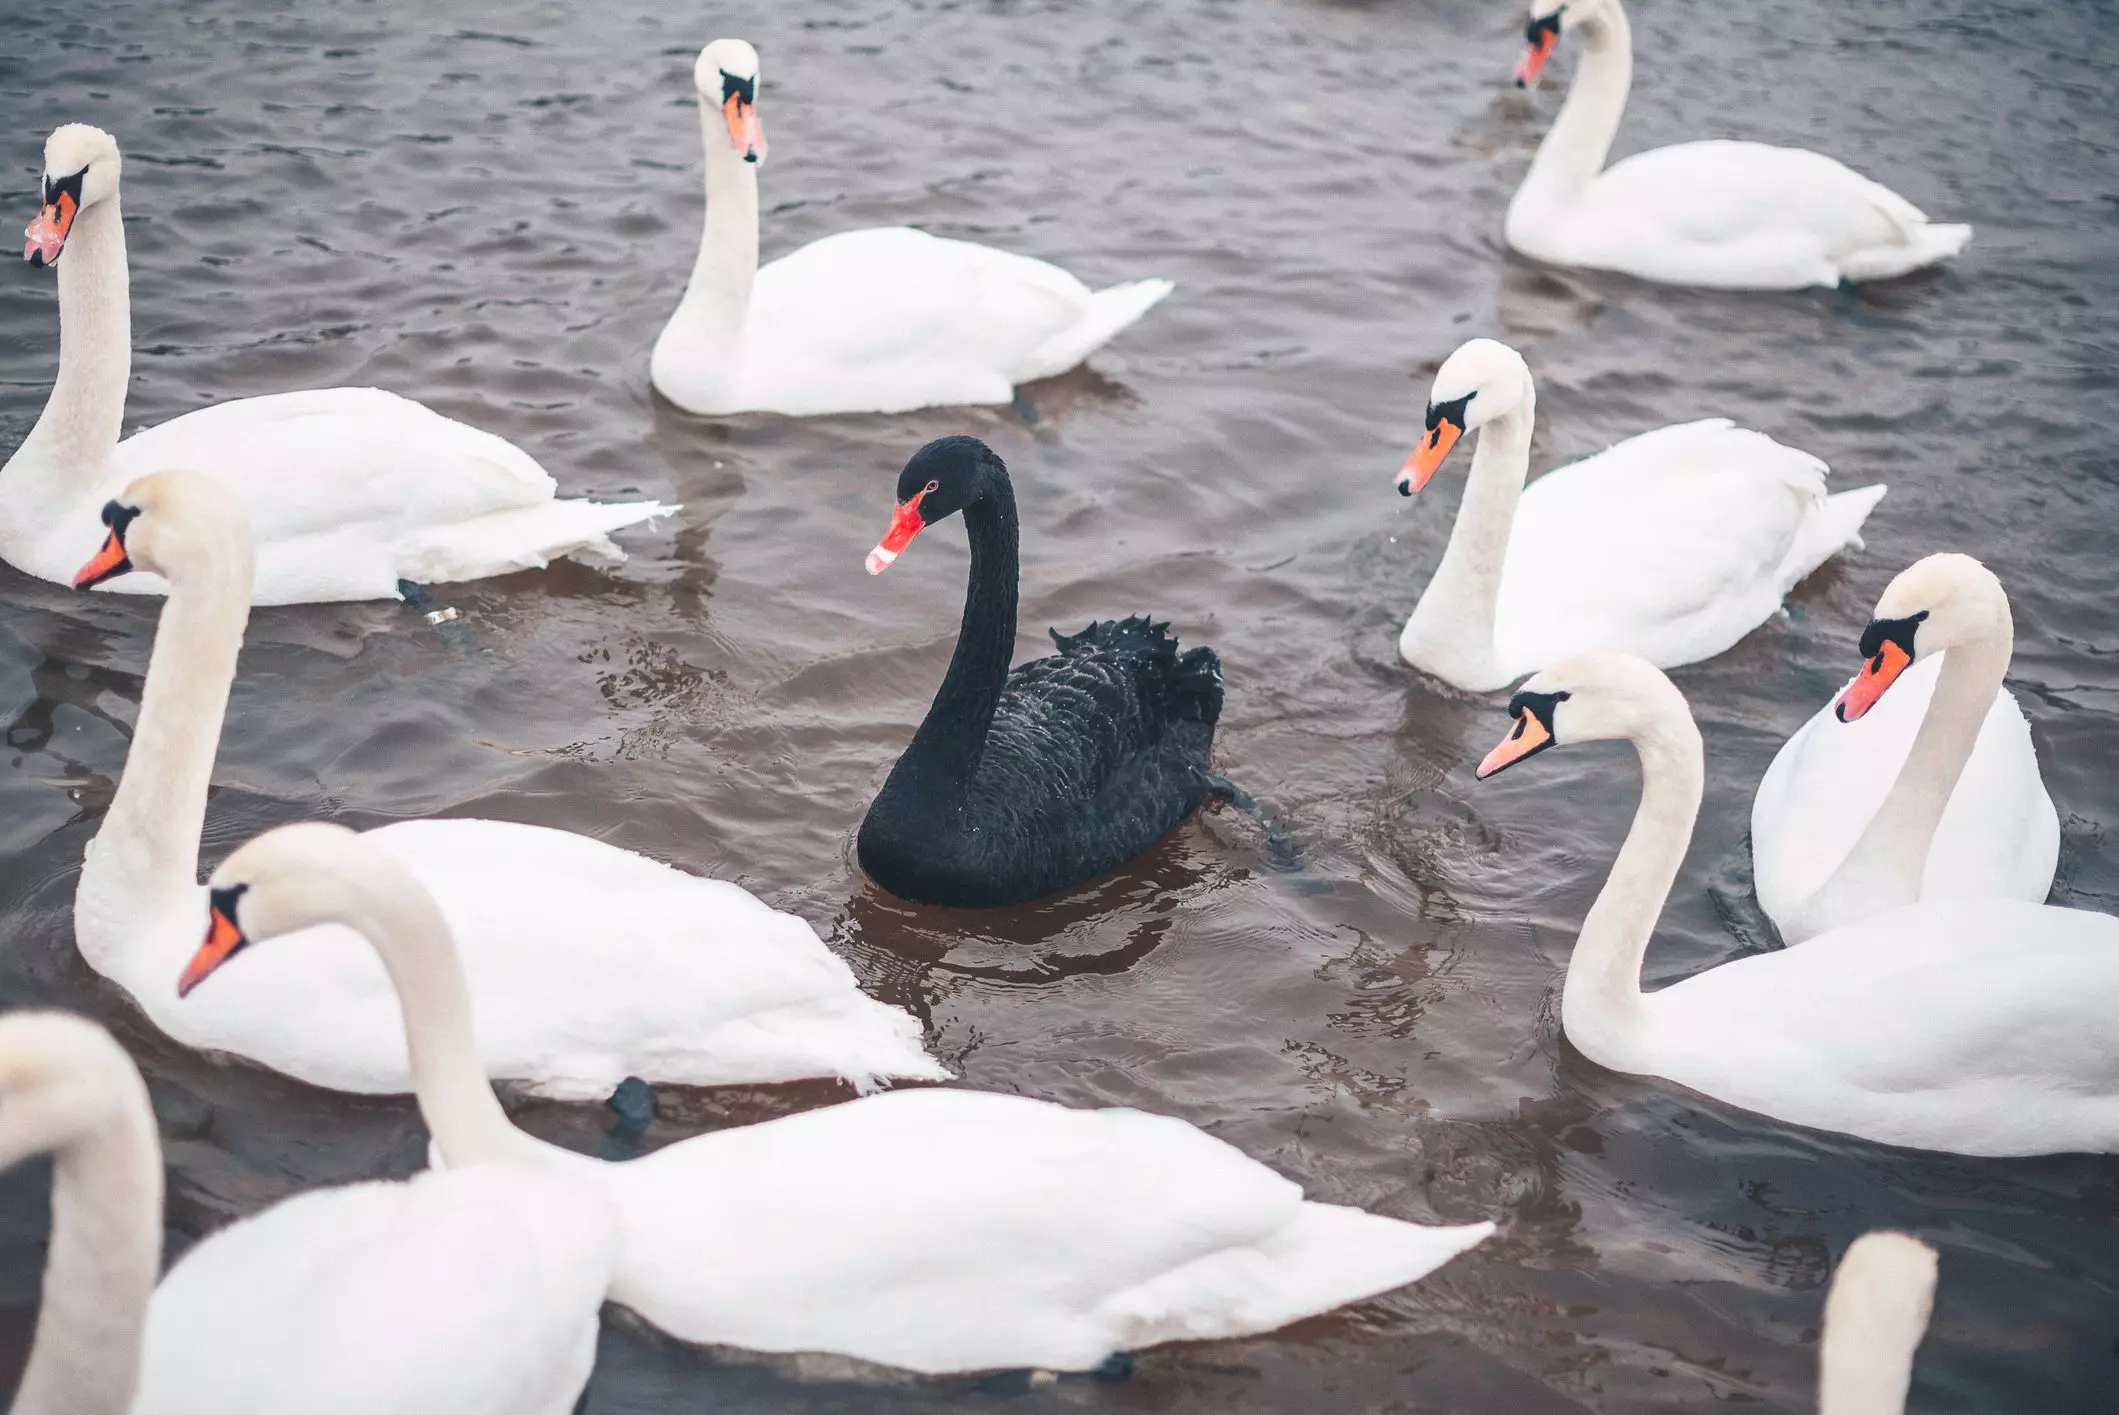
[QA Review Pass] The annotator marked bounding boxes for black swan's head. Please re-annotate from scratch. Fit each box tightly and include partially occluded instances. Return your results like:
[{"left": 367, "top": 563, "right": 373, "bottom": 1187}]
[{"left": 866, "top": 436, "right": 1007, "bottom": 576}]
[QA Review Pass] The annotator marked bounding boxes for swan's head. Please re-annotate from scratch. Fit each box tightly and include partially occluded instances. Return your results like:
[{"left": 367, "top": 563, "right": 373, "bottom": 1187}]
[
  {"left": 0, "top": 1013, "right": 143, "bottom": 1168},
  {"left": 867, "top": 435, "right": 1008, "bottom": 575},
  {"left": 1820, "top": 1232, "right": 1937, "bottom": 1415},
  {"left": 1398, "top": 338, "right": 1533, "bottom": 495},
  {"left": 1514, "top": 1, "right": 1610, "bottom": 87},
  {"left": 179, "top": 822, "right": 369, "bottom": 997},
  {"left": 72, "top": 469, "right": 252, "bottom": 593},
  {"left": 25, "top": 123, "right": 120, "bottom": 268},
  {"left": 695, "top": 39, "right": 766, "bottom": 165},
  {"left": 1476, "top": 651, "right": 1686, "bottom": 777},
  {"left": 1834, "top": 552, "right": 2008, "bottom": 723}
]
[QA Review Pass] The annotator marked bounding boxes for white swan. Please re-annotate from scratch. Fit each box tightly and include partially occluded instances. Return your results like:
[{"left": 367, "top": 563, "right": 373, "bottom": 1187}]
[
  {"left": 72, "top": 471, "right": 946, "bottom": 1100},
  {"left": 1819, "top": 1232, "right": 1937, "bottom": 1415},
  {"left": 650, "top": 40, "right": 1172, "bottom": 417},
  {"left": 1475, "top": 652, "right": 2119, "bottom": 1156},
  {"left": 182, "top": 821, "right": 1496, "bottom": 1376},
  {"left": 1394, "top": 338, "right": 1883, "bottom": 691},
  {"left": 1753, "top": 554, "right": 2058, "bottom": 943},
  {"left": 1505, "top": 0, "right": 1972, "bottom": 289},
  {"left": 0, "top": 1010, "right": 615, "bottom": 1415},
  {"left": 5, "top": 123, "right": 673, "bottom": 605}
]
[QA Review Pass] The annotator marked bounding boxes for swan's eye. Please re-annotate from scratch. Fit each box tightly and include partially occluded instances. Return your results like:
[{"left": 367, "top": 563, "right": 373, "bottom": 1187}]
[{"left": 924, "top": 479, "right": 939, "bottom": 494}]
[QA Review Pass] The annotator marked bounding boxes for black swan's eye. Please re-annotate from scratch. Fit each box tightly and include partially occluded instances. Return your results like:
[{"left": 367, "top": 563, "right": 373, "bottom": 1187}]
[{"left": 924, "top": 479, "right": 939, "bottom": 494}]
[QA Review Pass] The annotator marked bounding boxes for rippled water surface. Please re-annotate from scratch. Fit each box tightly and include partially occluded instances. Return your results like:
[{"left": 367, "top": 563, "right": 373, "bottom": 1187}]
[{"left": 1, "top": 0, "right": 2115, "bottom": 1409}]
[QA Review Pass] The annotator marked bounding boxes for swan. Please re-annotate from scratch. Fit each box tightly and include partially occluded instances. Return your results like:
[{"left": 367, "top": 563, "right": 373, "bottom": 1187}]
[
  {"left": 1753, "top": 554, "right": 2058, "bottom": 943},
  {"left": 1475, "top": 651, "right": 2119, "bottom": 1156},
  {"left": 1394, "top": 338, "right": 1883, "bottom": 691},
  {"left": 649, "top": 41, "right": 1173, "bottom": 417},
  {"left": 1505, "top": 0, "right": 1972, "bottom": 289},
  {"left": 69, "top": 470, "right": 946, "bottom": 1099},
  {"left": 1819, "top": 1232, "right": 1937, "bottom": 1415},
  {"left": 0, "top": 1010, "right": 615, "bottom": 1415},
  {"left": 6, "top": 123, "right": 673, "bottom": 605},
  {"left": 181, "top": 821, "right": 1495, "bottom": 1375},
  {"left": 859, "top": 436, "right": 1224, "bottom": 906}
]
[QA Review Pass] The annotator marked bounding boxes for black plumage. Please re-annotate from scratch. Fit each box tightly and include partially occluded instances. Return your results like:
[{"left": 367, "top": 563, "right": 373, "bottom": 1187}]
[{"left": 858, "top": 437, "right": 1223, "bottom": 908}]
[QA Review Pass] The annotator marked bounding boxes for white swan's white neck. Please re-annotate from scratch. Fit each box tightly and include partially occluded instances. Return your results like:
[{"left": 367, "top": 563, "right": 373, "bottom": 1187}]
[
  {"left": 0, "top": 194, "right": 130, "bottom": 533},
  {"left": 1400, "top": 397, "right": 1534, "bottom": 688},
  {"left": 1510, "top": 2, "right": 1632, "bottom": 230},
  {"left": 75, "top": 546, "right": 252, "bottom": 977},
  {"left": 1794, "top": 609, "right": 2014, "bottom": 937},
  {"left": 1819, "top": 1234, "right": 1936, "bottom": 1415},
  {"left": 12, "top": 1083, "right": 163, "bottom": 1415},
  {"left": 1562, "top": 706, "right": 1703, "bottom": 1067},
  {"left": 657, "top": 109, "right": 759, "bottom": 406}
]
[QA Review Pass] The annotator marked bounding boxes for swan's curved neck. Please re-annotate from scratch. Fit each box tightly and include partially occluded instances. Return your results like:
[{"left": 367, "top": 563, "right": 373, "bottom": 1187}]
[
  {"left": 1516, "top": 2, "right": 1632, "bottom": 220},
  {"left": 1402, "top": 398, "right": 1534, "bottom": 684},
  {"left": 2, "top": 195, "right": 130, "bottom": 511},
  {"left": 12, "top": 1081, "right": 163, "bottom": 1415},
  {"left": 884, "top": 473, "right": 1021, "bottom": 808},
  {"left": 663, "top": 110, "right": 759, "bottom": 397},
  {"left": 1563, "top": 709, "right": 1703, "bottom": 1065},
  {"left": 333, "top": 856, "right": 549, "bottom": 1169},
  {"left": 76, "top": 549, "right": 253, "bottom": 971},
  {"left": 1806, "top": 610, "right": 2014, "bottom": 927}
]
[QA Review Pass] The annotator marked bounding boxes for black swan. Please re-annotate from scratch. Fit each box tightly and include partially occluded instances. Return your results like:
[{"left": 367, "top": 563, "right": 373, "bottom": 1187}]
[{"left": 858, "top": 436, "right": 1224, "bottom": 908}]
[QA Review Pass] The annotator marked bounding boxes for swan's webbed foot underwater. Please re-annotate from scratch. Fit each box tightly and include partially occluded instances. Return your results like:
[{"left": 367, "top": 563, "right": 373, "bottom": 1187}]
[
  {"left": 396, "top": 579, "right": 474, "bottom": 645},
  {"left": 977, "top": 1353, "right": 1132, "bottom": 1395},
  {"left": 601, "top": 1075, "right": 657, "bottom": 1159},
  {"left": 1204, "top": 772, "right": 1311, "bottom": 876}
]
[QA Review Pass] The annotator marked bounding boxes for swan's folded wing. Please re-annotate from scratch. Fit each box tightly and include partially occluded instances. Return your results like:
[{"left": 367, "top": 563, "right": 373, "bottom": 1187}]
[
  {"left": 967, "top": 628, "right": 1175, "bottom": 824},
  {"left": 114, "top": 387, "right": 555, "bottom": 545},
  {"left": 1585, "top": 140, "right": 1917, "bottom": 259}
]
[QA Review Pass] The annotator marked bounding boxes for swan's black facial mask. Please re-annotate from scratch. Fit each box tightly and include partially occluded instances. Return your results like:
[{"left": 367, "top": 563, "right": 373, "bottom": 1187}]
[
  {"left": 1833, "top": 611, "right": 1927, "bottom": 723},
  {"left": 1478, "top": 689, "right": 1570, "bottom": 778},
  {"left": 24, "top": 166, "right": 85, "bottom": 267},
  {"left": 1398, "top": 391, "right": 1474, "bottom": 495},
  {"left": 719, "top": 71, "right": 765, "bottom": 164},
  {"left": 178, "top": 884, "right": 252, "bottom": 998},
  {"left": 72, "top": 500, "right": 140, "bottom": 590},
  {"left": 1516, "top": 9, "right": 1564, "bottom": 87}
]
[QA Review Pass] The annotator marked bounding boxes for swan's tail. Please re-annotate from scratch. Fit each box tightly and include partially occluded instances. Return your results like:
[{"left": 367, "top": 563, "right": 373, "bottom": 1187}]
[
  {"left": 1013, "top": 278, "right": 1174, "bottom": 384},
  {"left": 1778, "top": 482, "right": 1887, "bottom": 593},
  {"left": 398, "top": 498, "right": 679, "bottom": 587},
  {"left": 1839, "top": 223, "right": 1972, "bottom": 283},
  {"left": 1168, "top": 646, "right": 1223, "bottom": 727}
]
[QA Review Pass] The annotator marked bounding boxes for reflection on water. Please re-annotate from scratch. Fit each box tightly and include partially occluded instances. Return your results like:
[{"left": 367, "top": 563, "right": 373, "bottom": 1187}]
[{"left": 0, "top": 0, "right": 2116, "bottom": 1410}]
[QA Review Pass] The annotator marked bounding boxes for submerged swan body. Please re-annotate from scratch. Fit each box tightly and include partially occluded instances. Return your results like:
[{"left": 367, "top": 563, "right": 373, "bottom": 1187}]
[
  {"left": 1506, "top": 0, "right": 1971, "bottom": 289},
  {"left": 1478, "top": 652, "right": 2119, "bottom": 1157},
  {"left": 858, "top": 437, "right": 1223, "bottom": 907},
  {"left": 185, "top": 823, "right": 1496, "bottom": 1376},
  {"left": 0, "top": 1012, "right": 615, "bottom": 1415},
  {"left": 1819, "top": 1232, "right": 1938, "bottom": 1415},
  {"left": 650, "top": 41, "right": 1171, "bottom": 417},
  {"left": 1753, "top": 554, "right": 2057, "bottom": 943},
  {"left": 2, "top": 124, "right": 671, "bottom": 605},
  {"left": 1395, "top": 339, "right": 1882, "bottom": 691},
  {"left": 74, "top": 472, "right": 945, "bottom": 1099}
]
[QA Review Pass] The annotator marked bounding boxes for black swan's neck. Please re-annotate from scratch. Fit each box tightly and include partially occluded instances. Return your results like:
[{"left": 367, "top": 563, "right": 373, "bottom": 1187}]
[{"left": 902, "top": 472, "right": 1020, "bottom": 800}]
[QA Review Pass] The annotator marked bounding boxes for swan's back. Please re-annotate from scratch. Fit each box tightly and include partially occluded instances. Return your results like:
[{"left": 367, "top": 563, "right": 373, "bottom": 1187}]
[{"left": 135, "top": 1166, "right": 615, "bottom": 1415}]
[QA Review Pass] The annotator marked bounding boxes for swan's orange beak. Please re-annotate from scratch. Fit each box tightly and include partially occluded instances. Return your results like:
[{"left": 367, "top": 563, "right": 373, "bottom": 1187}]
[
  {"left": 866, "top": 493, "right": 928, "bottom": 576},
  {"left": 1398, "top": 417, "right": 1464, "bottom": 495},
  {"left": 1477, "top": 707, "right": 1554, "bottom": 778},
  {"left": 1515, "top": 12, "right": 1562, "bottom": 88},
  {"left": 24, "top": 189, "right": 76, "bottom": 267},
  {"left": 1834, "top": 639, "right": 1912, "bottom": 723},
  {"left": 723, "top": 94, "right": 766, "bottom": 164},
  {"left": 178, "top": 892, "right": 249, "bottom": 999},
  {"left": 72, "top": 528, "right": 132, "bottom": 590}
]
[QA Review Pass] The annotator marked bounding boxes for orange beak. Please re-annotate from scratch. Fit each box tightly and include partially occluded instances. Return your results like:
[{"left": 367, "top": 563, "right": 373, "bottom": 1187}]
[
  {"left": 72, "top": 528, "right": 132, "bottom": 589},
  {"left": 178, "top": 895, "right": 249, "bottom": 998},
  {"left": 1515, "top": 13, "right": 1562, "bottom": 87},
  {"left": 24, "top": 188, "right": 75, "bottom": 267},
  {"left": 1398, "top": 417, "right": 1464, "bottom": 495},
  {"left": 1834, "top": 639, "right": 1913, "bottom": 723},
  {"left": 723, "top": 94, "right": 766, "bottom": 164},
  {"left": 1477, "top": 708, "right": 1553, "bottom": 779},
  {"left": 866, "top": 491, "right": 929, "bottom": 575}
]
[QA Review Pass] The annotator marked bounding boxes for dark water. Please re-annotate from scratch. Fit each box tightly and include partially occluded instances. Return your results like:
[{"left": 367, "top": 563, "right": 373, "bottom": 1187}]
[{"left": 0, "top": 0, "right": 2115, "bottom": 1409}]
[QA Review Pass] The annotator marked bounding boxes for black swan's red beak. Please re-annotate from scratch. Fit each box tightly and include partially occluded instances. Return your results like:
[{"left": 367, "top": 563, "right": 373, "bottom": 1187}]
[{"left": 867, "top": 493, "right": 929, "bottom": 575}]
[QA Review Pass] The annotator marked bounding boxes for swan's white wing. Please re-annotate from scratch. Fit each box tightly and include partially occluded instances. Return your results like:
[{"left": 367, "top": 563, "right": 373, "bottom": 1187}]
[
  {"left": 150, "top": 819, "right": 945, "bottom": 1098},
  {"left": 740, "top": 228, "right": 1095, "bottom": 414},
  {"left": 1648, "top": 900, "right": 2119, "bottom": 1156},
  {"left": 1752, "top": 657, "right": 2059, "bottom": 935},
  {"left": 134, "top": 1166, "right": 615, "bottom": 1415},
  {"left": 1492, "top": 420, "right": 1830, "bottom": 674},
  {"left": 597, "top": 1088, "right": 1491, "bottom": 1374}
]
